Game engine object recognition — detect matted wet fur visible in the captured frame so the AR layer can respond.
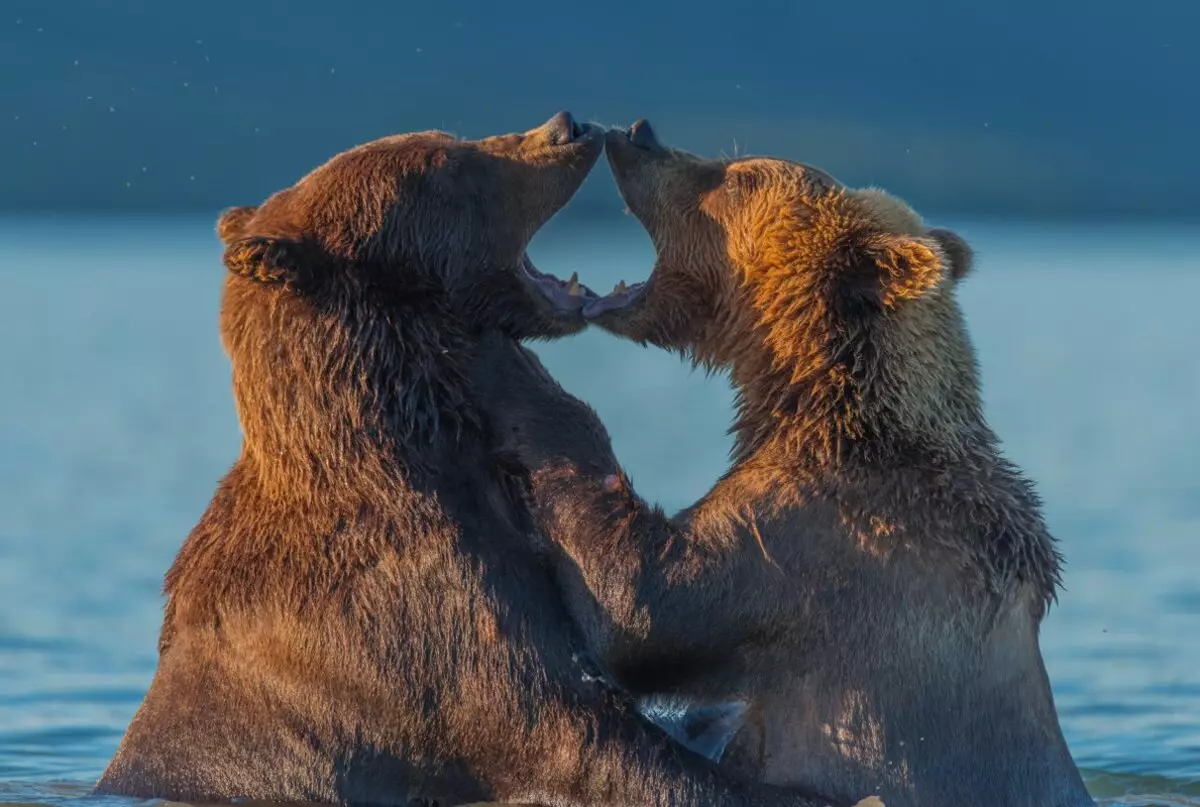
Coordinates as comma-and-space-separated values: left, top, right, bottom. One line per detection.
471, 121, 1092, 807
93, 114, 840, 807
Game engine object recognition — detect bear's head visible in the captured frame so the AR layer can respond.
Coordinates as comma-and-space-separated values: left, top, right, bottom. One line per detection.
219, 111, 603, 340
214, 113, 604, 487
591, 120, 981, 466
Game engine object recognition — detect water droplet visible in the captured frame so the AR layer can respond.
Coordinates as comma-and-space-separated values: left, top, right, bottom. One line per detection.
415, 47, 423, 53
109, 105, 115, 112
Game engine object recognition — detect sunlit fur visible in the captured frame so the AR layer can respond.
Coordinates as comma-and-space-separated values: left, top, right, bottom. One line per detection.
470, 130, 1091, 807
95, 119, 834, 807
597, 144, 1059, 604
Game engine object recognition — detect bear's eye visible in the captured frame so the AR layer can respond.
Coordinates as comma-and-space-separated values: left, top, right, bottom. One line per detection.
722, 171, 758, 202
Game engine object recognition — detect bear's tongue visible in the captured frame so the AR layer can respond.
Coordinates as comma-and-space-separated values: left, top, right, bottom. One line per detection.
582, 279, 647, 318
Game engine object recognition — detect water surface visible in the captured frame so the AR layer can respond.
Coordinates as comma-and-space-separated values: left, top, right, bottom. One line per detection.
0, 215, 1196, 805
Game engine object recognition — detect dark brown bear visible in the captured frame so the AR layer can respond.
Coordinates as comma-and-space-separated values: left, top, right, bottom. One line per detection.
93, 113, 839, 807
470, 120, 1093, 807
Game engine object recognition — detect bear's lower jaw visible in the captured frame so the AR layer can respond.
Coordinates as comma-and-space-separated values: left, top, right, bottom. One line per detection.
582, 280, 647, 319
521, 260, 597, 314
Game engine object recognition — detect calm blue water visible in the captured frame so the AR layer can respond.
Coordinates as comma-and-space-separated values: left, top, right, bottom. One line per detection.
0, 215, 1197, 806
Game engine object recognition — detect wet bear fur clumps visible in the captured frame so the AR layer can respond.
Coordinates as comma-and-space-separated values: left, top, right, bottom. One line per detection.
471, 122, 1093, 807
94, 114, 837, 807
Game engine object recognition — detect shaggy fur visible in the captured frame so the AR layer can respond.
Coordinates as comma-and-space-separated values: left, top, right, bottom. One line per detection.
471, 124, 1092, 807
93, 115, 837, 807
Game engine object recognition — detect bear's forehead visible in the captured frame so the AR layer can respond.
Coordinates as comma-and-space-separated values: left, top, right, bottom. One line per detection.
354, 131, 456, 150
298, 134, 466, 188
714, 160, 927, 239
725, 158, 841, 198
321, 132, 466, 169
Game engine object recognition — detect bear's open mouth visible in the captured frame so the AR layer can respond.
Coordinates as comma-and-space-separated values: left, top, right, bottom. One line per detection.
582, 279, 648, 318
521, 258, 599, 314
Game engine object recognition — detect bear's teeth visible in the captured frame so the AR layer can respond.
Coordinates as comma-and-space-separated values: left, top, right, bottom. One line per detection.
615, 280, 627, 294
567, 274, 582, 296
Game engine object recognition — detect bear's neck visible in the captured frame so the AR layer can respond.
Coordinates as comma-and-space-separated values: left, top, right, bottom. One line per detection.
226, 290, 483, 505
725, 323, 1063, 612
726, 321, 989, 473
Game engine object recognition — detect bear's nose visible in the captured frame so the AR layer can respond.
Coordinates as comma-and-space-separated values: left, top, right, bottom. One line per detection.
548, 111, 581, 145
628, 119, 662, 151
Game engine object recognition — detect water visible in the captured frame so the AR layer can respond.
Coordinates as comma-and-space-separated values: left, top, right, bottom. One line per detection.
0, 214, 1197, 806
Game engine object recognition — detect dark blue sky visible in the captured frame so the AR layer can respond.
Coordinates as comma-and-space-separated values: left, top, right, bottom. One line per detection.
3, 0, 1196, 217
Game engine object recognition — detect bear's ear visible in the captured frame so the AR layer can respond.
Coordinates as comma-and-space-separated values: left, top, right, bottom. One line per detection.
216, 205, 258, 244
856, 233, 946, 309
928, 227, 974, 281
223, 235, 306, 285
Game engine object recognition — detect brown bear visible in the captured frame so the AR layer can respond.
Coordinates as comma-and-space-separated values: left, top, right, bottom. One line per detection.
93, 113, 840, 807
469, 120, 1093, 807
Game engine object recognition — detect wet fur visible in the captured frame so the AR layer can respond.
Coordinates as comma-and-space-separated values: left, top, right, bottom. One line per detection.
94, 123, 836, 807
471, 134, 1091, 807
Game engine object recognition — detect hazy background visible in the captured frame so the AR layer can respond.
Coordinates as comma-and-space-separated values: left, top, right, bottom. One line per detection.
2, 0, 1198, 219
1, 2, 1198, 806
